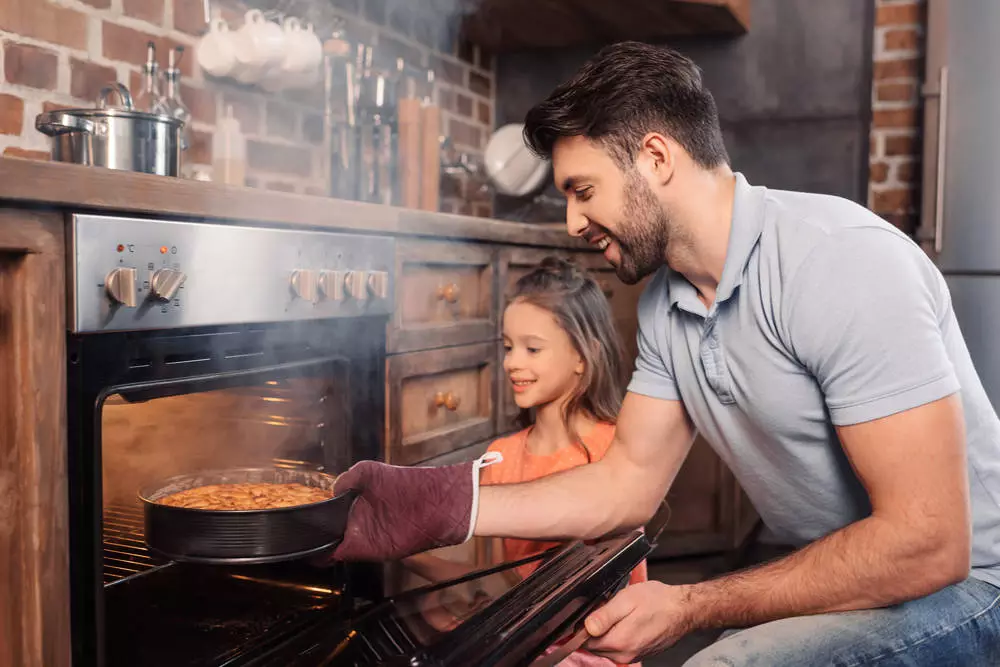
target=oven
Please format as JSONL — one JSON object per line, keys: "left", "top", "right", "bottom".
{"left": 64, "top": 213, "right": 659, "bottom": 667}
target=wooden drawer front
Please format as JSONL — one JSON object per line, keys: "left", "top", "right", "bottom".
{"left": 570, "top": 252, "right": 647, "bottom": 368}
{"left": 390, "top": 241, "right": 497, "bottom": 353}
{"left": 387, "top": 342, "right": 496, "bottom": 465}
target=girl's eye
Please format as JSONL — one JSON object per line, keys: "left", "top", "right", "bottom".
{"left": 574, "top": 187, "right": 593, "bottom": 202}
{"left": 503, "top": 344, "right": 512, "bottom": 353}
{"left": 527, "top": 347, "right": 540, "bottom": 354}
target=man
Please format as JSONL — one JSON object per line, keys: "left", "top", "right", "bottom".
{"left": 333, "top": 42, "right": 1000, "bottom": 665}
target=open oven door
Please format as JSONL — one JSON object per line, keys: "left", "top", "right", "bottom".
{"left": 246, "top": 504, "right": 672, "bottom": 667}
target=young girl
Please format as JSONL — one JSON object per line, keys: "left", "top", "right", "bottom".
{"left": 483, "top": 256, "right": 647, "bottom": 667}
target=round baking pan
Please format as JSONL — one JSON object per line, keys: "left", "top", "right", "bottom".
{"left": 139, "top": 467, "right": 357, "bottom": 565}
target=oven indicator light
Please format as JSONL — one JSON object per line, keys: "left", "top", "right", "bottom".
{"left": 160, "top": 246, "right": 168, "bottom": 254}
{"left": 116, "top": 244, "right": 124, "bottom": 253}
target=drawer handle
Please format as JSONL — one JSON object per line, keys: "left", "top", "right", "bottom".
{"left": 433, "top": 391, "right": 461, "bottom": 411}
{"left": 436, "top": 283, "right": 461, "bottom": 304}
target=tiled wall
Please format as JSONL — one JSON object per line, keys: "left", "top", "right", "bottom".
{"left": 868, "top": 0, "right": 925, "bottom": 235}
{"left": 0, "top": 0, "right": 495, "bottom": 215}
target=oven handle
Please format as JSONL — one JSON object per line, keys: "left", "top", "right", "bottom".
{"left": 529, "top": 625, "right": 591, "bottom": 667}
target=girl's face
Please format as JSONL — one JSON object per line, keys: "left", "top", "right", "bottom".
{"left": 502, "top": 300, "right": 585, "bottom": 411}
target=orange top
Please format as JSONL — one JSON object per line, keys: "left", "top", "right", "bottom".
{"left": 481, "top": 422, "right": 647, "bottom": 667}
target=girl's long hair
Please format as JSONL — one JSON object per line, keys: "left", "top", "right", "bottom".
{"left": 508, "top": 257, "right": 628, "bottom": 460}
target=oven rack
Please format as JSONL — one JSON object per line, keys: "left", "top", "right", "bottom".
{"left": 102, "top": 503, "right": 169, "bottom": 585}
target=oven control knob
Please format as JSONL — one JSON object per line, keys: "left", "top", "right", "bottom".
{"left": 150, "top": 268, "right": 186, "bottom": 301}
{"left": 344, "top": 270, "right": 368, "bottom": 300}
{"left": 367, "top": 271, "right": 389, "bottom": 300}
{"left": 290, "top": 270, "right": 318, "bottom": 303}
{"left": 319, "top": 270, "right": 345, "bottom": 301}
{"left": 105, "top": 267, "right": 137, "bottom": 307}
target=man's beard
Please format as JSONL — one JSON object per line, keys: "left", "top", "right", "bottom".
{"left": 610, "top": 171, "right": 670, "bottom": 285}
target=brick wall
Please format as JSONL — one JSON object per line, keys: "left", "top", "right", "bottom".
{"left": 868, "top": 0, "right": 925, "bottom": 235}
{"left": 0, "top": 0, "right": 495, "bottom": 215}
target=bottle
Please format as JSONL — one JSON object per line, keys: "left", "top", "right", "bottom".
{"left": 134, "top": 41, "right": 165, "bottom": 114}
{"left": 212, "top": 105, "right": 247, "bottom": 186}
{"left": 162, "top": 46, "right": 193, "bottom": 177}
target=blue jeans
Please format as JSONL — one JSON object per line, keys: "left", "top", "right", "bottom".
{"left": 684, "top": 577, "right": 1000, "bottom": 666}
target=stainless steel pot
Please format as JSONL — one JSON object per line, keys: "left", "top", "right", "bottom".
{"left": 36, "top": 83, "right": 184, "bottom": 177}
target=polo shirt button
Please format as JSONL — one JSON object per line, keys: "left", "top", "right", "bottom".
{"left": 709, "top": 336, "right": 719, "bottom": 349}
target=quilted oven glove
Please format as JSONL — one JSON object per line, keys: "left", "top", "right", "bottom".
{"left": 332, "top": 452, "right": 501, "bottom": 562}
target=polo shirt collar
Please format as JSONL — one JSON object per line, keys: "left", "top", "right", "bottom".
{"left": 667, "top": 172, "right": 766, "bottom": 314}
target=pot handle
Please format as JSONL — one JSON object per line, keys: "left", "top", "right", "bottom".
{"left": 98, "top": 82, "right": 135, "bottom": 110}
{"left": 35, "top": 112, "right": 97, "bottom": 136}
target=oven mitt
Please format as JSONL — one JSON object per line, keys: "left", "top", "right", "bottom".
{"left": 332, "top": 452, "right": 502, "bottom": 562}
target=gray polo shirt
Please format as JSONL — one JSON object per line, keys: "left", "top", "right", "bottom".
{"left": 628, "top": 172, "right": 1000, "bottom": 588}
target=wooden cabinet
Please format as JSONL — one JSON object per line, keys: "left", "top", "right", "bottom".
{"left": 389, "top": 240, "right": 497, "bottom": 354}
{"left": 385, "top": 342, "right": 497, "bottom": 465}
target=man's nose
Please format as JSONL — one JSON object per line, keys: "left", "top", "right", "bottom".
{"left": 565, "top": 201, "right": 588, "bottom": 238}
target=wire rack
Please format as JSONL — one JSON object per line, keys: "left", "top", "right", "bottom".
{"left": 102, "top": 504, "right": 169, "bottom": 585}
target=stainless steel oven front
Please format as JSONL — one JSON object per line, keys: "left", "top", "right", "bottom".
{"left": 66, "top": 214, "right": 393, "bottom": 666}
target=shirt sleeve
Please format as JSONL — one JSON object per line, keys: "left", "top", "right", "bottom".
{"left": 626, "top": 271, "right": 681, "bottom": 401}
{"left": 785, "top": 228, "right": 960, "bottom": 426}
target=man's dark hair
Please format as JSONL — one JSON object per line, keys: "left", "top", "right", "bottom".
{"left": 524, "top": 41, "right": 729, "bottom": 169}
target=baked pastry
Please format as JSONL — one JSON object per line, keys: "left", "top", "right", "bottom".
{"left": 157, "top": 482, "right": 333, "bottom": 510}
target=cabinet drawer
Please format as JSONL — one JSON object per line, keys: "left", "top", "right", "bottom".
{"left": 570, "top": 252, "right": 647, "bottom": 367}
{"left": 386, "top": 342, "right": 497, "bottom": 465}
{"left": 390, "top": 241, "right": 497, "bottom": 353}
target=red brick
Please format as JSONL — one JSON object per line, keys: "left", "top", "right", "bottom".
{"left": 123, "top": 0, "right": 165, "bottom": 25}
{"left": 266, "top": 101, "right": 299, "bottom": 140}
{"left": 187, "top": 129, "right": 212, "bottom": 164}
{"left": 477, "top": 100, "right": 490, "bottom": 126}
{"left": 896, "top": 160, "right": 919, "bottom": 183}
{"left": 876, "top": 81, "right": 916, "bottom": 102}
{"left": 430, "top": 56, "right": 465, "bottom": 86}
{"left": 469, "top": 71, "right": 491, "bottom": 97}
{"left": 872, "top": 108, "right": 917, "bottom": 128}
{"left": 4, "top": 43, "right": 58, "bottom": 90}
{"left": 4, "top": 146, "right": 49, "bottom": 160}
{"left": 449, "top": 118, "right": 482, "bottom": 148}
{"left": 265, "top": 181, "right": 297, "bottom": 193}
{"left": 43, "top": 101, "right": 74, "bottom": 113}
{"left": 869, "top": 161, "right": 889, "bottom": 183}
{"left": 181, "top": 84, "right": 217, "bottom": 124}
{"left": 873, "top": 57, "right": 919, "bottom": 80}
{"left": 455, "top": 93, "right": 473, "bottom": 117}
{"left": 103, "top": 23, "right": 194, "bottom": 77}
{"left": 876, "top": 2, "right": 923, "bottom": 26}
{"left": 222, "top": 92, "right": 262, "bottom": 135}
{"left": 247, "top": 140, "right": 312, "bottom": 176}
{"left": 438, "top": 88, "right": 456, "bottom": 113}
{"left": 885, "top": 134, "right": 918, "bottom": 156}
{"left": 174, "top": 0, "right": 210, "bottom": 35}
{"left": 302, "top": 113, "right": 324, "bottom": 144}
{"left": 71, "top": 58, "right": 117, "bottom": 103}
{"left": 884, "top": 27, "right": 919, "bottom": 52}
{"left": 0, "top": 0, "right": 88, "bottom": 50}
{"left": 0, "top": 94, "right": 24, "bottom": 136}
{"left": 870, "top": 135, "right": 877, "bottom": 156}
{"left": 873, "top": 187, "right": 916, "bottom": 212}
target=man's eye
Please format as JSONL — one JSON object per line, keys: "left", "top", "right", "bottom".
{"left": 574, "top": 187, "right": 593, "bottom": 202}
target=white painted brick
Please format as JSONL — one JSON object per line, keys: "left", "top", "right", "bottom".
{"left": 56, "top": 51, "right": 71, "bottom": 95}
{"left": 89, "top": 16, "right": 103, "bottom": 58}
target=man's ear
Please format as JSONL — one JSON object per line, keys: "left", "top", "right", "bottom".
{"left": 637, "top": 132, "right": 675, "bottom": 187}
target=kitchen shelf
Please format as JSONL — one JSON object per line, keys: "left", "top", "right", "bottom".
{"left": 461, "top": 0, "right": 751, "bottom": 51}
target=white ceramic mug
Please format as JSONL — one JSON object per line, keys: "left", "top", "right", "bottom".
{"left": 281, "top": 21, "right": 323, "bottom": 75}
{"left": 196, "top": 18, "right": 236, "bottom": 78}
{"left": 233, "top": 10, "right": 285, "bottom": 81}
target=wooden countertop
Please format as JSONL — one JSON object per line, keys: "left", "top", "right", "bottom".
{"left": 0, "top": 158, "right": 584, "bottom": 249}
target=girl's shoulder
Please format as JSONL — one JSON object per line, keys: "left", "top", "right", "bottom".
{"left": 486, "top": 427, "right": 531, "bottom": 457}
{"left": 582, "top": 421, "right": 617, "bottom": 459}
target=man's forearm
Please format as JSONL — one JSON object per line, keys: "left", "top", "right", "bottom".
{"left": 474, "top": 455, "right": 660, "bottom": 540}
{"left": 682, "top": 514, "right": 970, "bottom": 631}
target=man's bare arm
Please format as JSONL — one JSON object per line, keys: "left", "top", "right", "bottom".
{"left": 683, "top": 394, "right": 971, "bottom": 629}
{"left": 473, "top": 392, "right": 696, "bottom": 540}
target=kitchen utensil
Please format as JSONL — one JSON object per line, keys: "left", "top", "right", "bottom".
{"left": 397, "top": 93, "right": 422, "bottom": 208}
{"left": 35, "top": 82, "right": 185, "bottom": 177}
{"left": 484, "top": 122, "right": 551, "bottom": 197}
{"left": 140, "top": 466, "right": 357, "bottom": 564}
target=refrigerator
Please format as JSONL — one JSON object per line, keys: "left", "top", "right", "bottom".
{"left": 919, "top": 0, "right": 1000, "bottom": 406}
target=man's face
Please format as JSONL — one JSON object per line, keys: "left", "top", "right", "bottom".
{"left": 551, "top": 136, "right": 669, "bottom": 285}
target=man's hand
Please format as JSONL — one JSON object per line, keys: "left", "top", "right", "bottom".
{"left": 583, "top": 581, "right": 696, "bottom": 664}
{"left": 330, "top": 459, "right": 477, "bottom": 561}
